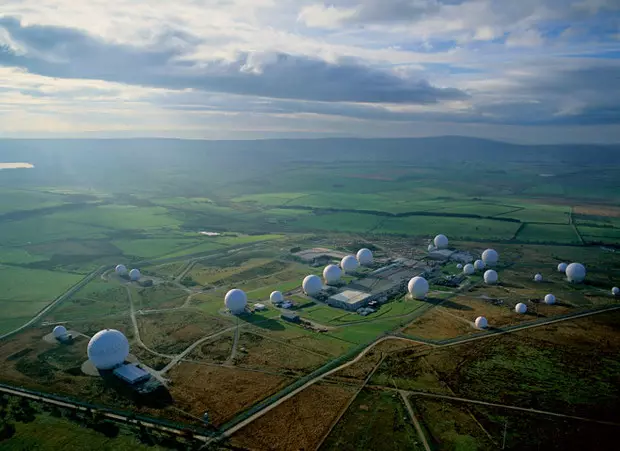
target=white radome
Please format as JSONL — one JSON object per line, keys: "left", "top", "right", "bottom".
{"left": 302, "top": 275, "right": 323, "bottom": 296}
{"left": 115, "top": 264, "right": 127, "bottom": 275}
{"left": 270, "top": 291, "right": 284, "bottom": 304}
{"left": 475, "top": 316, "right": 488, "bottom": 329}
{"left": 53, "top": 325, "right": 67, "bottom": 339}
{"left": 474, "top": 259, "right": 485, "bottom": 271}
{"left": 544, "top": 294, "right": 556, "bottom": 305}
{"left": 408, "top": 276, "right": 429, "bottom": 299}
{"left": 323, "top": 264, "right": 342, "bottom": 284}
{"left": 340, "top": 255, "right": 359, "bottom": 274}
{"left": 566, "top": 263, "right": 586, "bottom": 283}
{"left": 534, "top": 273, "right": 543, "bottom": 282}
{"left": 434, "top": 234, "right": 449, "bottom": 249}
{"left": 612, "top": 287, "right": 619, "bottom": 296}
{"left": 456, "top": 263, "right": 463, "bottom": 270}
{"left": 463, "top": 264, "right": 475, "bottom": 275}
{"left": 87, "top": 329, "right": 129, "bottom": 370}
{"left": 557, "top": 262, "right": 568, "bottom": 273}
{"left": 129, "top": 268, "right": 141, "bottom": 281}
{"left": 225, "top": 289, "right": 248, "bottom": 314}
{"left": 482, "top": 249, "right": 499, "bottom": 266}
{"left": 427, "top": 244, "right": 435, "bottom": 252}
{"left": 356, "top": 248, "right": 373, "bottom": 265}
{"left": 515, "top": 303, "right": 527, "bottom": 314}
{"left": 484, "top": 269, "right": 498, "bottom": 284}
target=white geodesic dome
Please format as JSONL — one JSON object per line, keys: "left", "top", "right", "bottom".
{"left": 613, "top": 287, "right": 620, "bottom": 296}
{"left": 323, "top": 264, "right": 342, "bottom": 284}
{"left": 270, "top": 291, "right": 284, "bottom": 304}
{"left": 557, "top": 262, "right": 568, "bottom": 273}
{"left": 434, "top": 234, "right": 449, "bottom": 249}
{"left": 225, "top": 289, "right": 248, "bottom": 314}
{"left": 566, "top": 263, "right": 586, "bottom": 283}
{"left": 463, "top": 264, "right": 475, "bottom": 275}
{"left": 544, "top": 293, "right": 556, "bottom": 305}
{"left": 515, "top": 303, "right": 527, "bottom": 314}
{"left": 484, "top": 269, "right": 498, "bottom": 284}
{"left": 456, "top": 263, "right": 463, "bottom": 270}
{"left": 482, "top": 249, "right": 499, "bottom": 266}
{"left": 53, "top": 325, "right": 67, "bottom": 339}
{"left": 129, "top": 268, "right": 141, "bottom": 281}
{"left": 302, "top": 275, "right": 322, "bottom": 296}
{"left": 340, "top": 255, "right": 359, "bottom": 274}
{"left": 534, "top": 273, "right": 543, "bottom": 282}
{"left": 474, "top": 259, "right": 485, "bottom": 271}
{"left": 475, "top": 316, "right": 488, "bottom": 329}
{"left": 356, "top": 248, "right": 373, "bottom": 266}
{"left": 408, "top": 276, "right": 429, "bottom": 299}
{"left": 115, "top": 264, "right": 127, "bottom": 276}
{"left": 87, "top": 329, "right": 129, "bottom": 370}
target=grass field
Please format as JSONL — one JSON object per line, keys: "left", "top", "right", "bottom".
{"left": 516, "top": 223, "right": 581, "bottom": 244}
{"left": 0, "top": 413, "right": 162, "bottom": 451}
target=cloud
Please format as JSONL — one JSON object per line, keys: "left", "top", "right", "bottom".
{"left": 0, "top": 16, "right": 466, "bottom": 104}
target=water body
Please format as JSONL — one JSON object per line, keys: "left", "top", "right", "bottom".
{"left": 0, "top": 163, "right": 34, "bottom": 170}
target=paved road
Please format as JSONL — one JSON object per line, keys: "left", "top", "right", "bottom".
{"left": 399, "top": 390, "right": 432, "bottom": 451}
{"left": 0, "top": 265, "right": 107, "bottom": 341}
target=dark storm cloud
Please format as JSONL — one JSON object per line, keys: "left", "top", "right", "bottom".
{"left": 0, "top": 16, "right": 467, "bottom": 104}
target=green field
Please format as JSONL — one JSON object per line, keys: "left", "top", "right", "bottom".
{"left": 516, "top": 223, "right": 581, "bottom": 244}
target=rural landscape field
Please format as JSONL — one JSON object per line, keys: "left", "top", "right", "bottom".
{"left": 1, "top": 137, "right": 620, "bottom": 450}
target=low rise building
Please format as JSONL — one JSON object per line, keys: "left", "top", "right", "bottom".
{"left": 327, "top": 290, "right": 373, "bottom": 311}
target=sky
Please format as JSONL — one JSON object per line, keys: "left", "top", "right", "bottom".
{"left": 0, "top": 0, "right": 619, "bottom": 143}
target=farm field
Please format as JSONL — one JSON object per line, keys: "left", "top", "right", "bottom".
{"left": 516, "top": 223, "right": 581, "bottom": 244}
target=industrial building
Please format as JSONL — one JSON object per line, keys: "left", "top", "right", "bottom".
{"left": 113, "top": 363, "right": 151, "bottom": 384}
{"left": 326, "top": 290, "right": 373, "bottom": 311}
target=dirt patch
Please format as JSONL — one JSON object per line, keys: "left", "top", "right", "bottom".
{"left": 403, "top": 307, "right": 474, "bottom": 340}
{"left": 230, "top": 382, "right": 356, "bottom": 451}
{"left": 235, "top": 331, "right": 328, "bottom": 374}
{"left": 137, "top": 311, "right": 232, "bottom": 354}
{"left": 167, "top": 362, "right": 291, "bottom": 426}
{"left": 574, "top": 205, "right": 620, "bottom": 218}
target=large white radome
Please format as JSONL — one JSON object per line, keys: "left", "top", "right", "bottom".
{"left": 566, "top": 263, "right": 586, "bottom": 283}
{"left": 129, "top": 268, "right": 141, "bottom": 281}
{"left": 515, "top": 303, "right": 527, "bottom": 314}
{"left": 323, "top": 264, "right": 342, "bottom": 284}
{"left": 115, "top": 264, "right": 127, "bottom": 276}
{"left": 474, "top": 259, "right": 485, "bottom": 271}
{"left": 484, "top": 269, "right": 498, "bottom": 284}
{"left": 340, "top": 255, "right": 359, "bottom": 274}
{"left": 270, "top": 291, "right": 284, "bottom": 304}
{"left": 87, "top": 329, "right": 129, "bottom": 370}
{"left": 613, "top": 287, "right": 620, "bottom": 296}
{"left": 408, "top": 277, "right": 429, "bottom": 299}
{"left": 434, "top": 234, "right": 449, "bottom": 249}
{"left": 356, "top": 248, "right": 373, "bottom": 266}
{"left": 544, "top": 294, "right": 556, "bottom": 305}
{"left": 53, "top": 325, "right": 67, "bottom": 339}
{"left": 225, "top": 289, "right": 248, "bottom": 314}
{"left": 463, "top": 264, "right": 475, "bottom": 275}
{"left": 482, "top": 249, "right": 499, "bottom": 266}
{"left": 557, "top": 262, "right": 568, "bottom": 273}
{"left": 475, "top": 316, "right": 488, "bottom": 329}
{"left": 302, "top": 275, "right": 323, "bottom": 296}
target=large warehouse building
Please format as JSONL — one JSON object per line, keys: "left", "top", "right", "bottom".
{"left": 327, "top": 290, "right": 373, "bottom": 311}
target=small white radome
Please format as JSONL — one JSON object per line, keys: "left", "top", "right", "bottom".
{"left": 129, "top": 268, "right": 141, "bottom": 281}
{"left": 270, "top": 291, "right": 284, "bottom": 304}
{"left": 612, "top": 287, "right": 619, "bottom": 296}
{"left": 566, "top": 263, "right": 586, "bottom": 283}
{"left": 225, "top": 289, "right": 248, "bottom": 314}
{"left": 474, "top": 259, "right": 485, "bottom": 270}
{"left": 434, "top": 234, "right": 449, "bottom": 249}
{"left": 463, "top": 264, "right": 475, "bottom": 275}
{"left": 475, "top": 316, "right": 488, "bottom": 329}
{"left": 356, "top": 248, "right": 373, "bottom": 265}
{"left": 340, "top": 255, "right": 359, "bottom": 274}
{"left": 115, "top": 264, "right": 127, "bottom": 275}
{"left": 557, "top": 262, "right": 568, "bottom": 273}
{"left": 302, "top": 275, "right": 322, "bottom": 296}
{"left": 515, "top": 303, "right": 527, "bottom": 314}
{"left": 456, "top": 263, "right": 463, "bottom": 270}
{"left": 484, "top": 269, "right": 498, "bottom": 284}
{"left": 408, "top": 276, "right": 429, "bottom": 299}
{"left": 53, "top": 325, "right": 67, "bottom": 339}
{"left": 323, "top": 264, "right": 342, "bottom": 284}
{"left": 534, "top": 273, "right": 543, "bottom": 282}
{"left": 544, "top": 293, "right": 556, "bottom": 305}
